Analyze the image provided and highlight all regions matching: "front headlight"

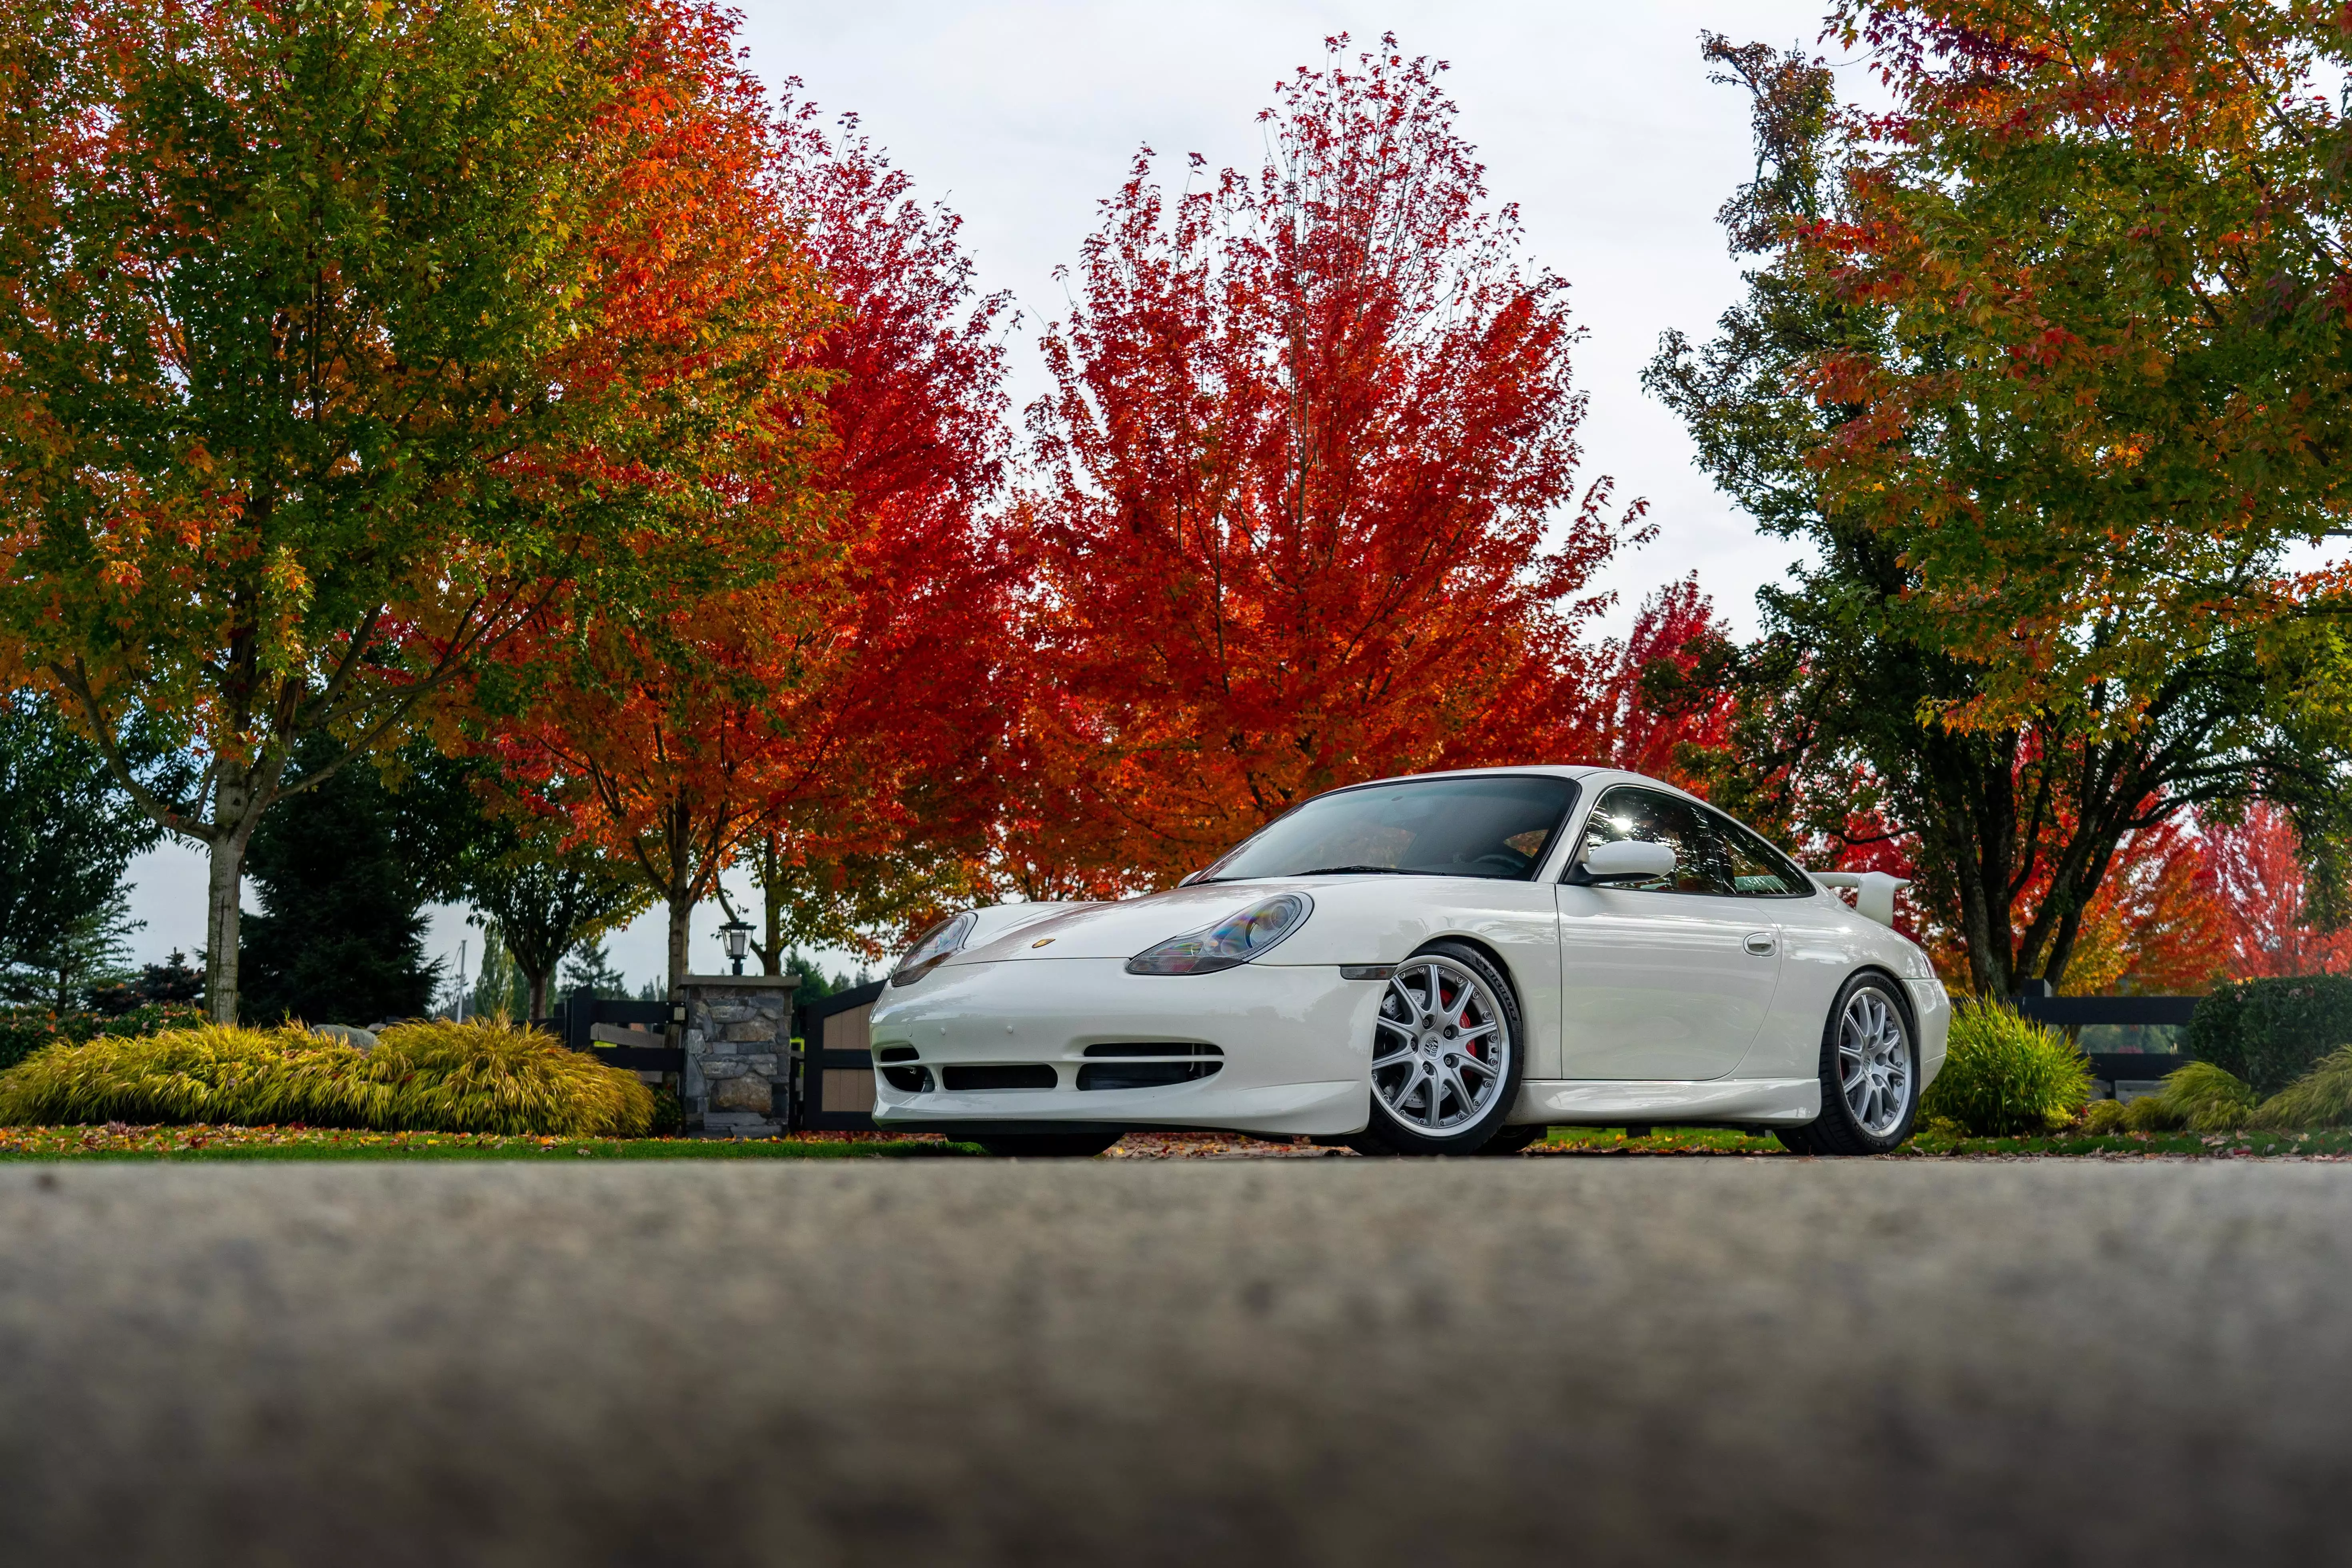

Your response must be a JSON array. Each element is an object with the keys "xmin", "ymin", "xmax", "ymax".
[
  {"xmin": 1125, "ymin": 894, "xmax": 1312, "ymax": 976},
  {"xmin": 890, "ymin": 910, "xmax": 978, "ymax": 987}
]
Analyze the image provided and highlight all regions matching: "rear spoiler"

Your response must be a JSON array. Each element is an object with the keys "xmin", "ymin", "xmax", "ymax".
[{"xmin": 1813, "ymin": 871, "xmax": 1911, "ymax": 928}]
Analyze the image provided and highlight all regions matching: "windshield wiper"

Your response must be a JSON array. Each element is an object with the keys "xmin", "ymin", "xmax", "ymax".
[
  {"xmin": 1201, "ymin": 864, "xmax": 1450, "ymax": 882},
  {"xmin": 1290, "ymin": 865, "xmax": 1445, "ymax": 877}
]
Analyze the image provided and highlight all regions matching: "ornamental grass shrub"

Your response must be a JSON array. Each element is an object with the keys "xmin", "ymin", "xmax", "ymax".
[
  {"xmin": 2078, "ymin": 1097, "xmax": 2131, "ymax": 1135},
  {"xmin": 2248, "ymin": 1046, "xmax": 2352, "ymax": 1131},
  {"xmin": 0, "ymin": 1018, "xmax": 653, "ymax": 1136},
  {"xmin": 2120, "ymin": 1061, "xmax": 2257, "ymax": 1133},
  {"xmin": 1921, "ymin": 999, "xmax": 2093, "ymax": 1136}
]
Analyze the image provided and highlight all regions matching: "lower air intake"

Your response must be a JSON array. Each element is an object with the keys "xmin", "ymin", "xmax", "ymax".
[
  {"xmin": 1076, "ymin": 1041, "xmax": 1225, "ymax": 1091},
  {"xmin": 941, "ymin": 1064, "xmax": 1058, "ymax": 1092},
  {"xmin": 1077, "ymin": 1060, "xmax": 1223, "ymax": 1091}
]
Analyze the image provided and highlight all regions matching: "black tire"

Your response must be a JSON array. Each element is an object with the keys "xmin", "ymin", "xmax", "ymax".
[
  {"xmin": 1346, "ymin": 941, "xmax": 1527, "ymax": 1157},
  {"xmin": 973, "ymin": 1133, "xmax": 1124, "ymax": 1159},
  {"xmin": 1777, "ymin": 971, "xmax": 1919, "ymax": 1156},
  {"xmin": 1471, "ymin": 1123, "xmax": 1547, "ymax": 1157}
]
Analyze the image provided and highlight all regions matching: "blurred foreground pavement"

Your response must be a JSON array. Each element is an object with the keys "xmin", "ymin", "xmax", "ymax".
[{"xmin": 0, "ymin": 1159, "xmax": 2346, "ymax": 1565}]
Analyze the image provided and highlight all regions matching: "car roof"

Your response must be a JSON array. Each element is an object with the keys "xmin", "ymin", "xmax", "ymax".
[
  {"xmin": 1329, "ymin": 763, "xmax": 1716, "ymax": 807},
  {"xmin": 1343, "ymin": 763, "xmax": 1638, "ymax": 787}
]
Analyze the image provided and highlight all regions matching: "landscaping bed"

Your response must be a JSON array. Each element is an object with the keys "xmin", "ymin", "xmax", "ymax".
[
  {"xmin": 1532, "ymin": 1125, "xmax": 2352, "ymax": 1159},
  {"xmin": 6, "ymin": 1123, "xmax": 2351, "ymax": 1161},
  {"xmin": 0, "ymin": 1126, "xmax": 980, "ymax": 1161}
]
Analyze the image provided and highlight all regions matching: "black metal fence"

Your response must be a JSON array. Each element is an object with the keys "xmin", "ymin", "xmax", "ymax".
[
  {"xmin": 545, "ymin": 988, "xmax": 686, "ymax": 1073},
  {"xmin": 2012, "ymin": 991, "xmax": 2196, "ymax": 1087}
]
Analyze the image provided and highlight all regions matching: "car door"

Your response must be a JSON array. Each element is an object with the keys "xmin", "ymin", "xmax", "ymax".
[{"xmin": 1554, "ymin": 785, "xmax": 1784, "ymax": 1080}]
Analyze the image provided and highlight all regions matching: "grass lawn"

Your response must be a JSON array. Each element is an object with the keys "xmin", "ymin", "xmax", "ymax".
[
  {"xmin": 1537, "ymin": 1125, "xmax": 2352, "ymax": 1159},
  {"xmin": 0, "ymin": 1125, "xmax": 984, "ymax": 1161},
  {"xmin": 3, "ymin": 1123, "xmax": 2348, "ymax": 1161}
]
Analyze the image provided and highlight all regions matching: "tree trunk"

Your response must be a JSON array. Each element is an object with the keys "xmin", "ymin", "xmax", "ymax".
[
  {"xmin": 204, "ymin": 831, "xmax": 247, "ymax": 1024},
  {"xmin": 525, "ymin": 966, "xmax": 551, "ymax": 1024},
  {"xmin": 760, "ymin": 833, "xmax": 785, "ymax": 975},
  {"xmin": 667, "ymin": 891, "xmax": 692, "ymax": 997}
]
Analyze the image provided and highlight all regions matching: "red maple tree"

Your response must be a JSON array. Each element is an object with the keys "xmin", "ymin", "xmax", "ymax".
[
  {"xmin": 1016, "ymin": 34, "xmax": 1644, "ymax": 888},
  {"xmin": 721, "ymin": 92, "xmax": 1022, "ymax": 962},
  {"xmin": 1586, "ymin": 575, "xmax": 1738, "ymax": 788},
  {"xmin": 2197, "ymin": 804, "xmax": 2352, "ymax": 981}
]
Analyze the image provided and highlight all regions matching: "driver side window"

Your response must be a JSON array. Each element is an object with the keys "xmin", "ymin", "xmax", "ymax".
[{"xmin": 1574, "ymin": 787, "xmax": 1736, "ymax": 896}]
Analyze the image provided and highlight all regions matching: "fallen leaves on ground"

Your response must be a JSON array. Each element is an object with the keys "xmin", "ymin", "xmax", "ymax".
[{"xmin": 4, "ymin": 1123, "xmax": 2349, "ymax": 1161}]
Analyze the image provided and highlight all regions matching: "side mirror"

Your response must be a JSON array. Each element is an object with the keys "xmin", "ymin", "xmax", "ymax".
[{"xmin": 1568, "ymin": 839, "xmax": 1677, "ymax": 885}]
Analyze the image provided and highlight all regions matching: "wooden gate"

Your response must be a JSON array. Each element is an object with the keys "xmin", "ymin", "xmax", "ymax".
[{"xmin": 795, "ymin": 980, "xmax": 885, "ymax": 1131}]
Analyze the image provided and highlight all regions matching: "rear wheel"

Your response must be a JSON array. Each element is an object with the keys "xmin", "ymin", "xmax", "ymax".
[
  {"xmin": 972, "ymin": 1133, "xmax": 1124, "ymax": 1159},
  {"xmin": 1347, "ymin": 942, "xmax": 1524, "ymax": 1157},
  {"xmin": 1776, "ymin": 973, "xmax": 1919, "ymax": 1156}
]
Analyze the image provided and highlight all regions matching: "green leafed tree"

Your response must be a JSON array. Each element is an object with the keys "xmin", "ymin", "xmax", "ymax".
[
  {"xmin": 463, "ymin": 844, "xmax": 648, "ymax": 1021},
  {"xmin": 0, "ymin": 693, "xmax": 162, "ymax": 1007},
  {"xmin": 0, "ymin": 0, "xmax": 835, "ymax": 1022},
  {"xmin": 1646, "ymin": 25, "xmax": 2352, "ymax": 994},
  {"xmin": 560, "ymin": 938, "xmax": 632, "ymax": 1003}
]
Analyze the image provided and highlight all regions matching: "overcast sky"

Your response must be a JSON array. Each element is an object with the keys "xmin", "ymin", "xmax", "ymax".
[{"xmin": 122, "ymin": 0, "xmax": 1846, "ymax": 992}]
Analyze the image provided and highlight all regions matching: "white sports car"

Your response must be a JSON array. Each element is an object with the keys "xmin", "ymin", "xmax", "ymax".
[{"xmin": 869, "ymin": 766, "xmax": 1948, "ymax": 1157}]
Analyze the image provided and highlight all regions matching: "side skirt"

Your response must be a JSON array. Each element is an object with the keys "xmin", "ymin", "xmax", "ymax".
[{"xmin": 1510, "ymin": 1077, "xmax": 1821, "ymax": 1127}]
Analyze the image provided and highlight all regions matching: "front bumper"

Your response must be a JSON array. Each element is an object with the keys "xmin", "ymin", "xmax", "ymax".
[{"xmin": 867, "ymin": 957, "xmax": 1375, "ymax": 1137}]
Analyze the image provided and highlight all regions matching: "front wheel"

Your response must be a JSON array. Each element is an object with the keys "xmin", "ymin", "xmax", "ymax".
[
  {"xmin": 972, "ymin": 1133, "xmax": 1124, "ymax": 1159},
  {"xmin": 1777, "ymin": 973, "xmax": 1919, "ymax": 1156},
  {"xmin": 1347, "ymin": 942, "xmax": 1525, "ymax": 1157}
]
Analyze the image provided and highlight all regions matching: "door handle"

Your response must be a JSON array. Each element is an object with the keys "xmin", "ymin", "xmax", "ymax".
[{"xmin": 1743, "ymin": 932, "xmax": 1776, "ymax": 957}]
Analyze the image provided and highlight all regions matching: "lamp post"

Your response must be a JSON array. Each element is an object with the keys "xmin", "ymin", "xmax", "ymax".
[{"xmin": 719, "ymin": 917, "xmax": 753, "ymax": 977}]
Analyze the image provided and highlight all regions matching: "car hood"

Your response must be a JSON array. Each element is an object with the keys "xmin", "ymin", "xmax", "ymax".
[{"xmin": 950, "ymin": 883, "xmax": 1326, "ymax": 965}]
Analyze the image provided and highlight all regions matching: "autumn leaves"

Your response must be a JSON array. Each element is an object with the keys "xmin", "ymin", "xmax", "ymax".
[{"xmin": 0, "ymin": 9, "xmax": 1674, "ymax": 1019}]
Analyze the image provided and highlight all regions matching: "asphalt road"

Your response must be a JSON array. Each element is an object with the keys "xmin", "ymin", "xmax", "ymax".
[{"xmin": 1, "ymin": 1157, "xmax": 2347, "ymax": 1566}]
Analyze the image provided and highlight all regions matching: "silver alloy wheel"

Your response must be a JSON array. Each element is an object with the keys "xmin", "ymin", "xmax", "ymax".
[
  {"xmin": 1372, "ymin": 957, "xmax": 1512, "ymax": 1134},
  {"xmin": 1838, "ymin": 986, "xmax": 1912, "ymax": 1137}
]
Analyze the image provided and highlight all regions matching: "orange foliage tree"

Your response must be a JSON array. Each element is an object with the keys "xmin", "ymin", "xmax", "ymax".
[
  {"xmin": 489, "ymin": 84, "xmax": 1021, "ymax": 982},
  {"xmin": 461, "ymin": 20, "xmax": 847, "ymax": 991},
  {"xmin": 0, "ymin": 0, "xmax": 828, "ymax": 1020},
  {"xmin": 1015, "ymin": 34, "xmax": 1644, "ymax": 890}
]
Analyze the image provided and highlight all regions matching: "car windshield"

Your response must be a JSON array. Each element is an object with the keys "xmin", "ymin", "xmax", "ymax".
[{"xmin": 1200, "ymin": 775, "xmax": 1579, "ymax": 883}]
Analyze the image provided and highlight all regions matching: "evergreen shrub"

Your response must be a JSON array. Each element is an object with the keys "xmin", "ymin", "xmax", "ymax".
[
  {"xmin": 2186, "ymin": 975, "xmax": 2352, "ymax": 1097},
  {"xmin": 0, "ymin": 1018, "xmax": 652, "ymax": 1136},
  {"xmin": 1921, "ymin": 999, "xmax": 2092, "ymax": 1136}
]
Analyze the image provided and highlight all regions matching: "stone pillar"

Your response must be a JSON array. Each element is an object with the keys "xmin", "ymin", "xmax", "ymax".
[{"xmin": 677, "ymin": 974, "xmax": 799, "ymax": 1137}]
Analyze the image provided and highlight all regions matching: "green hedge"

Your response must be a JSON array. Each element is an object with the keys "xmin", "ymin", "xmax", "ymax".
[
  {"xmin": 0, "ymin": 1003, "xmax": 204, "ymax": 1075},
  {"xmin": 2185, "ymin": 975, "xmax": 2352, "ymax": 1097},
  {"xmin": 0, "ymin": 1018, "xmax": 654, "ymax": 1137}
]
